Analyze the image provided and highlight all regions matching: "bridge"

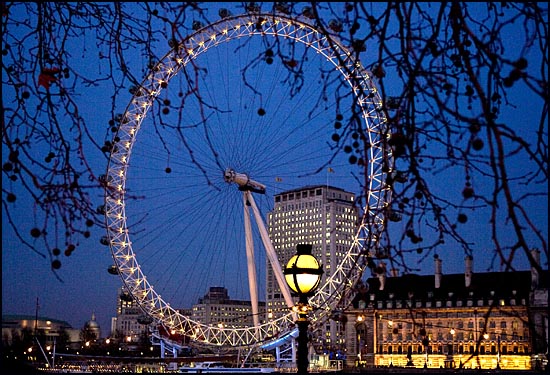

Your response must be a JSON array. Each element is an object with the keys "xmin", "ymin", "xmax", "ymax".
[{"xmin": 151, "ymin": 327, "xmax": 300, "ymax": 365}]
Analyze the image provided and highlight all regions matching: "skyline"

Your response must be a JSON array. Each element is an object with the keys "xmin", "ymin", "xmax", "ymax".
[
  {"xmin": 2, "ymin": 192, "xmax": 542, "ymax": 338},
  {"xmin": 1, "ymin": 245, "xmax": 542, "ymax": 336},
  {"xmin": 2, "ymin": 2, "xmax": 547, "ymax": 338}
]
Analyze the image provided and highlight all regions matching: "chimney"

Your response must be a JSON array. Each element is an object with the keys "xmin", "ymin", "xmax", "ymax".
[
  {"xmin": 377, "ymin": 261, "xmax": 387, "ymax": 290},
  {"xmin": 434, "ymin": 255, "xmax": 442, "ymax": 289},
  {"xmin": 531, "ymin": 248, "xmax": 540, "ymax": 289},
  {"xmin": 390, "ymin": 268, "xmax": 400, "ymax": 277},
  {"xmin": 465, "ymin": 255, "xmax": 473, "ymax": 287}
]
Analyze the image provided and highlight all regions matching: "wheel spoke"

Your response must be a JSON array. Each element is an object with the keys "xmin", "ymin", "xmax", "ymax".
[{"xmin": 105, "ymin": 12, "xmax": 389, "ymax": 348}]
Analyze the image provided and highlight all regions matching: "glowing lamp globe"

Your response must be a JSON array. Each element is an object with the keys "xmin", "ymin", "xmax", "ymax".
[{"xmin": 284, "ymin": 244, "xmax": 323, "ymax": 296}]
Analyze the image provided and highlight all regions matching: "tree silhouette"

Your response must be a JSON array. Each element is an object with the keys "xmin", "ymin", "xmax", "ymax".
[{"xmin": 2, "ymin": 2, "xmax": 547, "ymax": 279}]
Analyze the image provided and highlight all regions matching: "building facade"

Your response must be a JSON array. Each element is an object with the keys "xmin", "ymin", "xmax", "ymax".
[
  {"xmin": 344, "ymin": 252, "xmax": 548, "ymax": 371},
  {"xmin": 266, "ymin": 185, "xmax": 359, "ymax": 352},
  {"xmin": 112, "ymin": 285, "xmax": 265, "ymax": 350},
  {"xmin": 2, "ymin": 315, "xmax": 86, "ymax": 351},
  {"xmin": 111, "ymin": 286, "xmax": 150, "ymax": 343},
  {"xmin": 191, "ymin": 286, "xmax": 266, "ymax": 328}
]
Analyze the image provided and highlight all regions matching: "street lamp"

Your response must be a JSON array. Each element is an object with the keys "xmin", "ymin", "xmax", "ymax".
[
  {"xmin": 284, "ymin": 244, "xmax": 323, "ymax": 374},
  {"xmin": 496, "ymin": 334, "xmax": 501, "ymax": 369},
  {"xmin": 422, "ymin": 336, "xmax": 430, "ymax": 369},
  {"xmin": 450, "ymin": 328, "xmax": 456, "ymax": 368}
]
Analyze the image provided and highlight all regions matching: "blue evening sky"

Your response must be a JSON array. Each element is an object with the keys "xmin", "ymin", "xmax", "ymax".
[{"xmin": 2, "ymin": 2, "xmax": 547, "ymax": 337}]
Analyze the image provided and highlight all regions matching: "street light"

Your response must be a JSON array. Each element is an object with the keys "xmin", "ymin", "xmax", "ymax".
[
  {"xmin": 496, "ymin": 334, "xmax": 501, "ymax": 369},
  {"xmin": 450, "ymin": 328, "xmax": 456, "ymax": 368},
  {"xmin": 284, "ymin": 244, "xmax": 323, "ymax": 374}
]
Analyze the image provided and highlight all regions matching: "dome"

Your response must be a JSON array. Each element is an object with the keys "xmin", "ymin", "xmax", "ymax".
[
  {"xmin": 84, "ymin": 312, "xmax": 101, "ymax": 338},
  {"xmin": 85, "ymin": 319, "xmax": 100, "ymax": 329},
  {"xmin": 85, "ymin": 312, "xmax": 99, "ymax": 327}
]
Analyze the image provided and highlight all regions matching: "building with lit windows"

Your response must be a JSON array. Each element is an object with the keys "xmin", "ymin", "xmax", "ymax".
[
  {"xmin": 344, "ymin": 251, "xmax": 548, "ymax": 371},
  {"xmin": 266, "ymin": 185, "xmax": 359, "ymax": 353},
  {"xmin": 2, "ymin": 315, "xmax": 84, "ymax": 351},
  {"xmin": 191, "ymin": 286, "xmax": 266, "ymax": 329},
  {"xmin": 111, "ymin": 286, "xmax": 150, "ymax": 344},
  {"xmin": 112, "ymin": 285, "xmax": 264, "ymax": 347}
]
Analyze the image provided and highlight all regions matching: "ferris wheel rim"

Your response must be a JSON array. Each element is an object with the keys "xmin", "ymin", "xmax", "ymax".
[{"xmin": 103, "ymin": 11, "xmax": 389, "ymax": 348}]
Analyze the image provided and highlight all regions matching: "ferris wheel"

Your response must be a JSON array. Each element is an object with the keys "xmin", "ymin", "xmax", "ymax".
[{"xmin": 103, "ymin": 10, "xmax": 390, "ymax": 349}]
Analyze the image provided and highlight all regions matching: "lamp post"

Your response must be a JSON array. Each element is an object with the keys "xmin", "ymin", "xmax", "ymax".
[
  {"xmin": 284, "ymin": 244, "xmax": 323, "ymax": 374},
  {"xmin": 496, "ymin": 334, "xmax": 501, "ymax": 369},
  {"xmin": 450, "ymin": 328, "xmax": 456, "ymax": 368},
  {"xmin": 422, "ymin": 336, "xmax": 430, "ymax": 369}
]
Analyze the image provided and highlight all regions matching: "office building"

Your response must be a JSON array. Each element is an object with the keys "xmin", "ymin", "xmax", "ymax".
[
  {"xmin": 266, "ymin": 185, "xmax": 359, "ymax": 351},
  {"xmin": 111, "ymin": 286, "xmax": 150, "ymax": 343},
  {"xmin": 191, "ymin": 286, "xmax": 265, "ymax": 328}
]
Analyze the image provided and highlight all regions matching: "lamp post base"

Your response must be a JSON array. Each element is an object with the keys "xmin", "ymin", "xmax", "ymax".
[{"xmin": 297, "ymin": 316, "xmax": 309, "ymax": 374}]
